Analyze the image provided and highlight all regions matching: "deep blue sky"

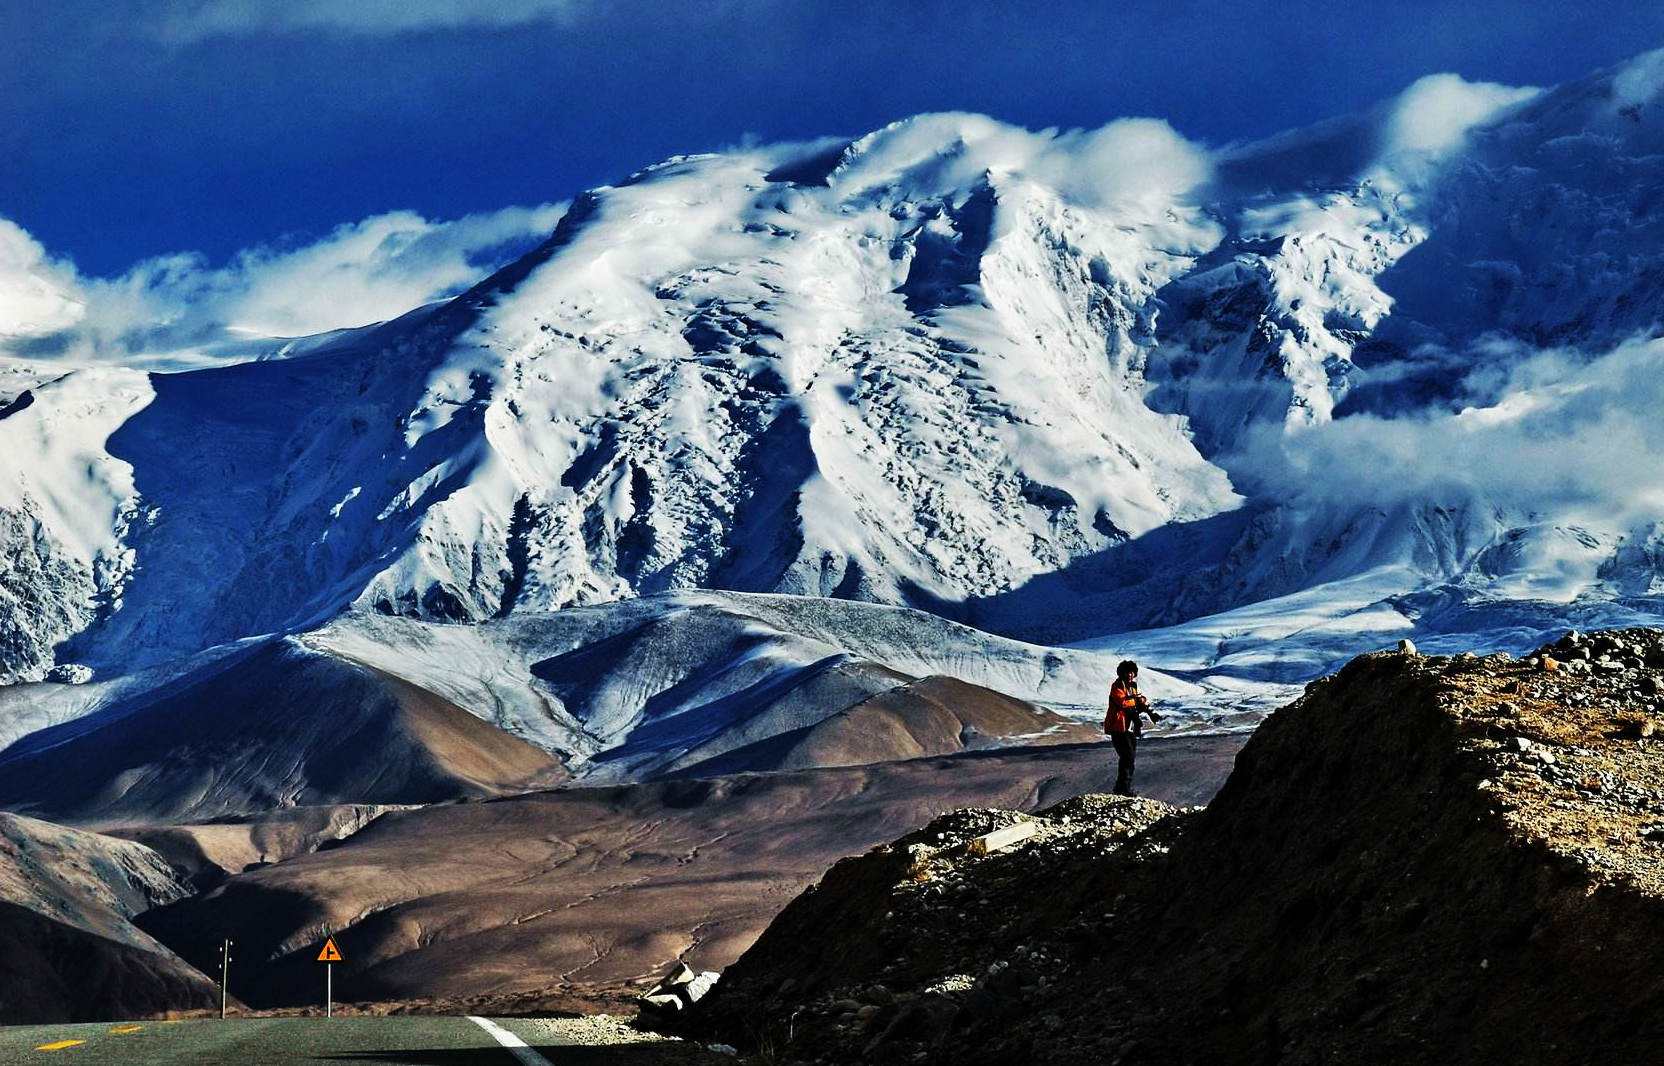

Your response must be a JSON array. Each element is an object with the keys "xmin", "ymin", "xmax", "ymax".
[{"xmin": 6, "ymin": 0, "xmax": 1663, "ymax": 276}]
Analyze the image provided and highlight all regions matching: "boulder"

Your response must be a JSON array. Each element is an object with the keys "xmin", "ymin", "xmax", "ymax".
[{"xmin": 639, "ymin": 963, "xmax": 721, "ymax": 1014}]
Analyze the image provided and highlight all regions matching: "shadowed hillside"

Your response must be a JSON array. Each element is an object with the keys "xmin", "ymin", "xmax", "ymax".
[
  {"xmin": 694, "ymin": 631, "xmax": 1664, "ymax": 1064},
  {"xmin": 0, "ymin": 639, "xmax": 565, "ymax": 826},
  {"xmin": 0, "ymin": 813, "xmax": 222, "ymax": 1023}
]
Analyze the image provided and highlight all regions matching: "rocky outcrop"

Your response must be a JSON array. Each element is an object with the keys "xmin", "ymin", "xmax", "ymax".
[
  {"xmin": 693, "ymin": 630, "xmax": 1664, "ymax": 1064},
  {"xmin": 0, "ymin": 509, "xmax": 99, "ymax": 685}
]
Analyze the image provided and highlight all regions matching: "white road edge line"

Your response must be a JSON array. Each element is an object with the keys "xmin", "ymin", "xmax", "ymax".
[{"xmin": 467, "ymin": 1016, "xmax": 556, "ymax": 1066}]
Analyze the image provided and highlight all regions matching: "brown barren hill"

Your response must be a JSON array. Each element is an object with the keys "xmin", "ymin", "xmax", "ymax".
[
  {"xmin": 0, "ymin": 638, "xmax": 565, "ymax": 827},
  {"xmin": 136, "ymin": 733, "xmax": 1242, "ymax": 1011},
  {"xmin": 674, "ymin": 675, "xmax": 1101, "ymax": 775},
  {"xmin": 693, "ymin": 630, "xmax": 1664, "ymax": 1066},
  {"xmin": 110, "ymin": 804, "xmax": 412, "ymax": 890},
  {"xmin": 0, "ymin": 813, "xmax": 222, "ymax": 1023}
]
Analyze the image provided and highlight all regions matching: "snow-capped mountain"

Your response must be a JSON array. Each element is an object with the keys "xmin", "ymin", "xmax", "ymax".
[{"xmin": 3, "ymin": 48, "xmax": 1664, "ymax": 743}]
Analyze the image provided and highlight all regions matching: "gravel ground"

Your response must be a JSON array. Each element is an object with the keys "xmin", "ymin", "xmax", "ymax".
[{"xmin": 521, "ymin": 1014, "xmax": 736, "ymax": 1061}]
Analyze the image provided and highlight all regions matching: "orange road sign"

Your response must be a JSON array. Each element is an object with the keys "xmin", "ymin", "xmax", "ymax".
[{"xmin": 317, "ymin": 936, "xmax": 345, "ymax": 963}]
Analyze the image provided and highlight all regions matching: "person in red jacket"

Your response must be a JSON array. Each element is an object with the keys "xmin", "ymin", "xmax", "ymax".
[{"xmin": 1104, "ymin": 659, "xmax": 1159, "ymax": 796}]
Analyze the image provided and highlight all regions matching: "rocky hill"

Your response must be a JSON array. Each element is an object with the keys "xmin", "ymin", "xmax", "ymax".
[{"xmin": 691, "ymin": 629, "xmax": 1664, "ymax": 1064}]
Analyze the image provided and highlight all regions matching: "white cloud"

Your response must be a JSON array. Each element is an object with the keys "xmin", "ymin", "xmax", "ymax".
[
  {"xmin": 1046, "ymin": 118, "xmax": 1215, "ymax": 207},
  {"xmin": 1380, "ymin": 73, "xmax": 1540, "ymax": 159},
  {"xmin": 1233, "ymin": 335, "xmax": 1664, "ymax": 525},
  {"xmin": 0, "ymin": 220, "xmax": 85, "ymax": 340},
  {"xmin": 0, "ymin": 203, "xmax": 565, "ymax": 365},
  {"xmin": 1613, "ymin": 46, "xmax": 1664, "ymax": 110},
  {"xmin": 152, "ymin": 0, "xmax": 585, "ymax": 42},
  {"xmin": 831, "ymin": 112, "xmax": 1214, "ymax": 209}
]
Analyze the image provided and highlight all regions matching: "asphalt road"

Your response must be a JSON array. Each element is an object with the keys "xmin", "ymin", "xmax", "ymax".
[{"xmin": 0, "ymin": 1016, "xmax": 726, "ymax": 1065}]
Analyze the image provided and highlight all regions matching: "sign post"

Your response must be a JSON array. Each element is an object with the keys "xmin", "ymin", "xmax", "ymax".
[
  {"xmin": 316, "ymin": 936, "xmax": 345, "ymax": 1018},
  {"xmin": 219, "ymin": 939, "xmax": 233, "ymax": 1019}
]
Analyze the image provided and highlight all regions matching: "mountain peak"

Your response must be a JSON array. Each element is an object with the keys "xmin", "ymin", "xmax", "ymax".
[{"xmin": 1, "ymin": 52, "xmax": 1661, "ymax": 714}]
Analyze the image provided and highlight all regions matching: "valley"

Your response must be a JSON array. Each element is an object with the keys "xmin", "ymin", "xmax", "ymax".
[{"xmin": 3, "ymin": 40, "xmax": 1664, "ymax": 1059}]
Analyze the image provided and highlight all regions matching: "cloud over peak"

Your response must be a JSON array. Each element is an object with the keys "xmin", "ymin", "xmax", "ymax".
[
  {"xmin": 0, "ymin": 221, "xmax": 84, "ymax": 341},
  {"xmin": 834, "ymin": 112, "xmax": 1215, "ymax": 210},
  {"xmin": 1232, "ymin": 335, "xmax": 1664, "ymax": 530},
  {"xmin": 1380, "ymin": 73, "xmax": 1540, "ymax": 159},
  {"xmin": 0, "ymin": 203, "xmax": 565, "ymax": 366}
]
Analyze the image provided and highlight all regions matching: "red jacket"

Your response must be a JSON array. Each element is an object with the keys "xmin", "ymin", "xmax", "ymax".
[{"xmin": 1104, "ymin": 679, "xmax": 1145, "ymax": 734}]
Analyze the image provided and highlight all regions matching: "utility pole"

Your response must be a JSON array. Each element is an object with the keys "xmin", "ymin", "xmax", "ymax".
[{"xmin": 219, "ymin": 939, "xmax": 233, "ymax": 1019}]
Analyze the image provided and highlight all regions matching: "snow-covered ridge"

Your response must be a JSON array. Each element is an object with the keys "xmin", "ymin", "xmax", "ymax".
[{"xmin": 1, "ymin": 49, "xmax": 1663, "ymax": 723}]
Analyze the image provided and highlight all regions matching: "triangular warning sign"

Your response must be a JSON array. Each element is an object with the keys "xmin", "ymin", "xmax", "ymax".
[{"xmin": 316, "ymin": 937, "xmax": 344, "ymax": 963}]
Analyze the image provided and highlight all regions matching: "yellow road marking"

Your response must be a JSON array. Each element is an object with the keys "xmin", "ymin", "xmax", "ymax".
[
  {"xmin": 110, "ymin": 1025, "xmax": 143, "ymax": 1034},
  {"xmin": 34, "ymin": 1040, "xmax": 85, "ymax": 1051}
]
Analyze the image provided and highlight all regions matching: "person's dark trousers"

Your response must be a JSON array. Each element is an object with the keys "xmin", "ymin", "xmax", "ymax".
[{"xmin": 1112, "ymin": 730, "xmax": 1137, "ymax": 795}]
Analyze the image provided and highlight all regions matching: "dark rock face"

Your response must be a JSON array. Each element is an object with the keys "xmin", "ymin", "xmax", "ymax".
[
  {"xmin": 0, "ymin": 813, "xmax": 221, "ymax": 1024},
  {"xmin": 0, "ymin": 509, "xmax": 98, "ymax": 685},
  {"xmin": 693, "ymin": 632, "xmax": 1664, "ymax": 1065},
  {"xmin": 0, "ymin": 901, "xmax": 220, "ymax": 1024}
]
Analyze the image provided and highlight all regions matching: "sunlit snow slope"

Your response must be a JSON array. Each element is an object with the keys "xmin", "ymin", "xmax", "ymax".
[{"xmin": 3, "ymin": 49, "xmax": 1664, "ymax": 746}]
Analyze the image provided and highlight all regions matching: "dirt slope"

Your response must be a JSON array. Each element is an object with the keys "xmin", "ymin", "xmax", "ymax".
[
  {"xmin": 673, "ymin": 675, "xmax": 1101, "ymax": 776},
  {"xmin": 110, "ymin": 804, "xmax": 411, "ymax": 890},
  {"xmin": 0, "ymin": 638, "xmax": 565, "ymax": 825},
  {"xmin": 137, "ymin": 735, "xmax": 1241, "ymax": 1011},
  {"xmin": 694, "ymin": 631, "xmax": 1664, "ymax": 1065}
]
